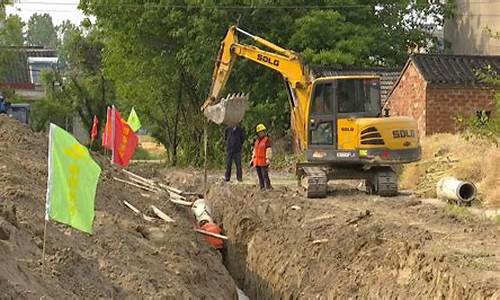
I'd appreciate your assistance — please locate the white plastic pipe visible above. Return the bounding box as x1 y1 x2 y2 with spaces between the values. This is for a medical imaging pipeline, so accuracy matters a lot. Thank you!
191 199 214 225
436 177 477 203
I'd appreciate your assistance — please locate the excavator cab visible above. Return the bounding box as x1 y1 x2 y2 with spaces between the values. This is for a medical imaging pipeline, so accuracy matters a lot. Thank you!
300 76 421 198
307 77 381 161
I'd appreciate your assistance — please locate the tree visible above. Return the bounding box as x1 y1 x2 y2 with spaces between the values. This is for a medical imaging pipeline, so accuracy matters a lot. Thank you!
79 0 451 166
26 13 58 48
34 24 115 138
1 14 24 46
0 14 25 82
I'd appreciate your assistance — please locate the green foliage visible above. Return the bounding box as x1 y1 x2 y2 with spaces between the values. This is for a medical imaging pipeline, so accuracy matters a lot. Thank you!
1 14 24 46
36 23 115 138
445 204 473 221
0 14 24 81
457 65 500 143
456 94 500 144
26 13 58 48
132 146 163 161
30 97 72 132
79 0 450 167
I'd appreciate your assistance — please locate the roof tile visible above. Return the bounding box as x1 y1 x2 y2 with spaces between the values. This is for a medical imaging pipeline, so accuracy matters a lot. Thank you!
411 54 500 85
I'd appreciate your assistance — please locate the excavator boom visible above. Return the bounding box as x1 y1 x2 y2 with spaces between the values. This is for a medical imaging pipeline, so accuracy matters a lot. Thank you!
201 26 311 148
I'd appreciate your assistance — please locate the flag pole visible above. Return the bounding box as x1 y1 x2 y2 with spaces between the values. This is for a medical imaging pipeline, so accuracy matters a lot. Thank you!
42 217 48 276
111 105 115 163
203 120 208 198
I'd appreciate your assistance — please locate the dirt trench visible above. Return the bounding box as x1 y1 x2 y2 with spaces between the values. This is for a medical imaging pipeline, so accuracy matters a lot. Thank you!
3 111 498 299
0 116 238 299
199 181 500 299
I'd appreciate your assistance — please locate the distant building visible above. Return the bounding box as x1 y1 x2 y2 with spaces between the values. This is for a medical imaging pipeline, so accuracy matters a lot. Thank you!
0 47 58 100
445 0 500 55
385 54 499 136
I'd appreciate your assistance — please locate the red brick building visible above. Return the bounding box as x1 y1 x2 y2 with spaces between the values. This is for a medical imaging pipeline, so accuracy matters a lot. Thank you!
385 54 499 136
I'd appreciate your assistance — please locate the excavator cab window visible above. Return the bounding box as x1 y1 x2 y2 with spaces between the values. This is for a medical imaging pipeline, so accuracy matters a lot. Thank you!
337 79 380 117
310 121 334 145
309 82 336 147
311 83 334 114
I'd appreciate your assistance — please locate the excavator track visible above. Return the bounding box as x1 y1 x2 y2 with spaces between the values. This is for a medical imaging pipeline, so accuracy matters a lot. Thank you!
366 167 398 197
300 167 328 198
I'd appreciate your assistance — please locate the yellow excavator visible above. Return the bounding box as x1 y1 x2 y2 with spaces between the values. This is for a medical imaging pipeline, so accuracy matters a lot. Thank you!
202 26 421 197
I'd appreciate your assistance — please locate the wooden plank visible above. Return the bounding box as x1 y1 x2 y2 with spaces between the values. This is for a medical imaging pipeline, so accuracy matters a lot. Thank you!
142 214 155 222
151 205 175 223
158 183 183 195
168 191 186 200
113 177 157 193
169 197 193 207
194 228 228 240
123 169 155 185
128 176 162 192
312 239 329 244
123 201 155 222
123 200 141 214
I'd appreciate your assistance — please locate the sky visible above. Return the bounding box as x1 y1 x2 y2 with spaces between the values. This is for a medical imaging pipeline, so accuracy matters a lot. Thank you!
6 0 87 25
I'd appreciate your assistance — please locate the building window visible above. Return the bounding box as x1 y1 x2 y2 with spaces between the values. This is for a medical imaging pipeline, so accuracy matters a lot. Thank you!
27 57 59 86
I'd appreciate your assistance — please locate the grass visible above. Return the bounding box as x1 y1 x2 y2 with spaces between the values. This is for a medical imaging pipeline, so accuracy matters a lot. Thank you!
400 134 500 208
132 146 167 161
445 204 473 221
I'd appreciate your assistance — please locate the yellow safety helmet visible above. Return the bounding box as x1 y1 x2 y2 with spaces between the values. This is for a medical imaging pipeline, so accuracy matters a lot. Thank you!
256 123 267 133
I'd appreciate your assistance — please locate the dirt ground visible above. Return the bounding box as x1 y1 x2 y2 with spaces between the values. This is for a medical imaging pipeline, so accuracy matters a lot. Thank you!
2 114 500 299
161 169 500 299
0 115 237 299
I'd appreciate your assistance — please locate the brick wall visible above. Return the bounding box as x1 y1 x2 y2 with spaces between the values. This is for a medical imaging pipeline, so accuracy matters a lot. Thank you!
426 86 496 134
385 62 428 136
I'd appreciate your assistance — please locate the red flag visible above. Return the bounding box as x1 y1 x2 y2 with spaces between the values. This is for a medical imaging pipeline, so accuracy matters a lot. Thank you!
111 108 138 167
90 115 98 141
102 106 112 149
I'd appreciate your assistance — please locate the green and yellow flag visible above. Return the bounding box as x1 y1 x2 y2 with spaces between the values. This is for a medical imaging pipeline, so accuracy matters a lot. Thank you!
45 123 101 234
127 107 141 132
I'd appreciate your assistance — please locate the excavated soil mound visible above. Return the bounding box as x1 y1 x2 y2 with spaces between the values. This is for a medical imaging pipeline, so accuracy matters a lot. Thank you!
400 134 500 207
0 115 237 298
205 183 500 299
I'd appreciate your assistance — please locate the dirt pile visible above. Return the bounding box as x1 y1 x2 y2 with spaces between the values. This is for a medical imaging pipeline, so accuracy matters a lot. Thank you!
203 183 500 299
0 116 237 298
400 134 500 207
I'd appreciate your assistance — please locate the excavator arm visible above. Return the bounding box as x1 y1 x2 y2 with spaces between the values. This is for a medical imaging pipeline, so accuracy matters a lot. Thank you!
201 26 311 149
202 26 309 110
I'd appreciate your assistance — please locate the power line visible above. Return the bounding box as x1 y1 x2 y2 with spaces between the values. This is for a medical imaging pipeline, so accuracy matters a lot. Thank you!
15 0 500 5
16 1 479 9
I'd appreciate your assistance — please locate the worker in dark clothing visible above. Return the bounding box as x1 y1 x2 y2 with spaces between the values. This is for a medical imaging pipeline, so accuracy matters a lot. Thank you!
0 95 10 114
250 123 272 190
224 124 246 182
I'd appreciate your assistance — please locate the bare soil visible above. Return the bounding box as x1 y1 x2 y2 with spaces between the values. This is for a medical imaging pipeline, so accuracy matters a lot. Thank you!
162 169 500 299
2 114 500 299
0 115 237 299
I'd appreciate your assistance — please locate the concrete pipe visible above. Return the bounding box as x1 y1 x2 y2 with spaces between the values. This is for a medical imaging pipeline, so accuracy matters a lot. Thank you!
436 176 477 203
191 199 214 225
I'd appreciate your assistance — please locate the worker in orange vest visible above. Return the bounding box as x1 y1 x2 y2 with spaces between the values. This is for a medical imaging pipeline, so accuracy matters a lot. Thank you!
200 221 225 250
250 123 273 190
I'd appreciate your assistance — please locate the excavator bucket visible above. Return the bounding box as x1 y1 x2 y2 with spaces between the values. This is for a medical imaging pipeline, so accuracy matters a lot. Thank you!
203 93 249 126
